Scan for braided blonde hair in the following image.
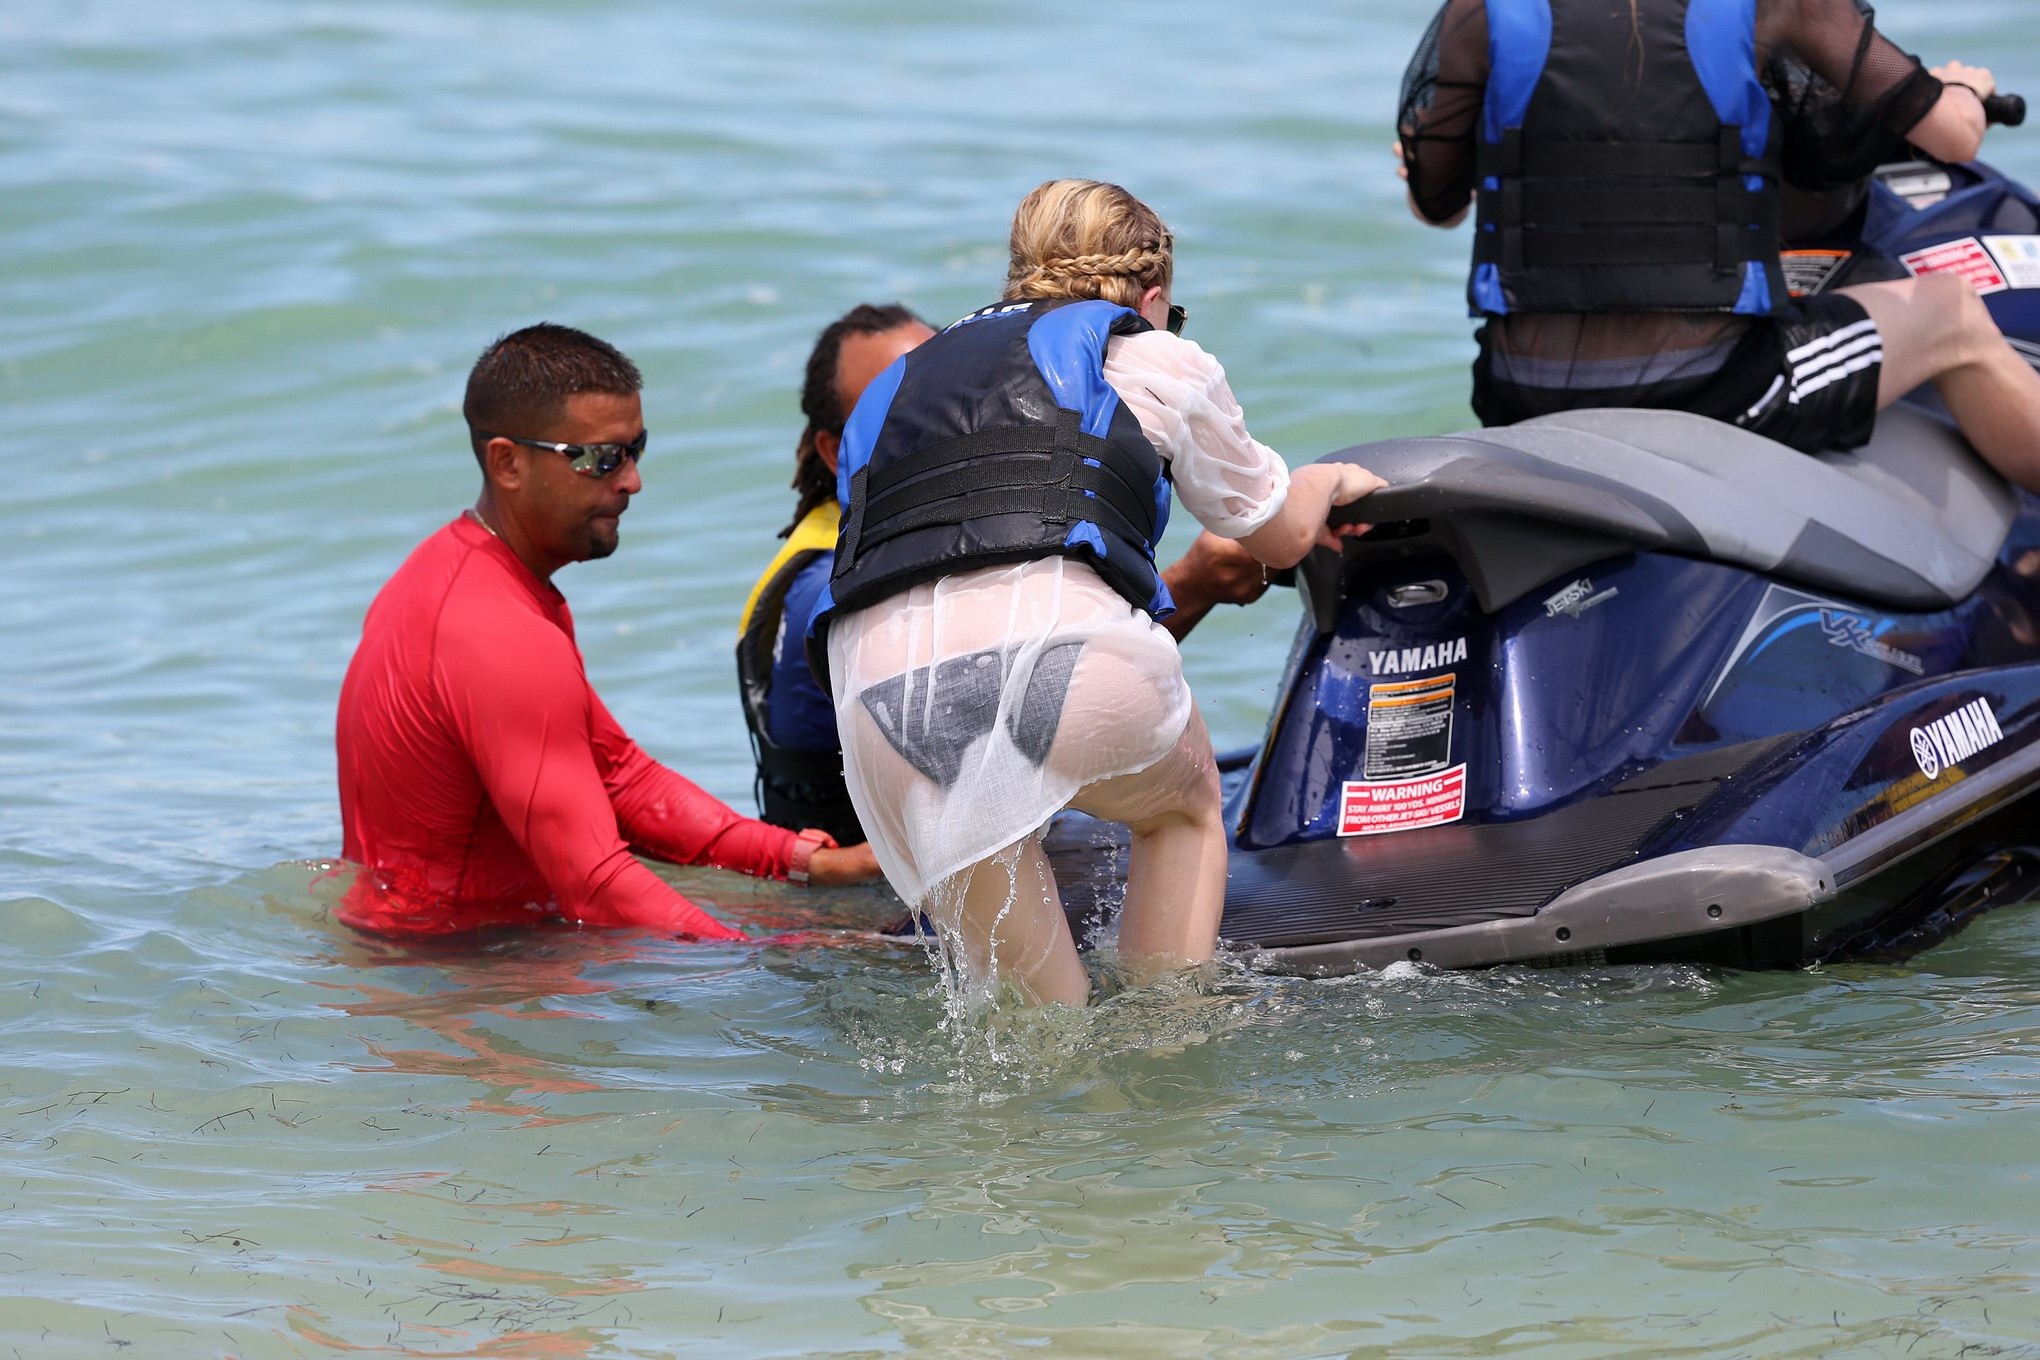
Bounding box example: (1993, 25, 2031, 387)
(1004, 179, 1173, 309)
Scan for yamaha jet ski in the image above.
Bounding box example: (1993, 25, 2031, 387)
(1045, 98, 2040, 974)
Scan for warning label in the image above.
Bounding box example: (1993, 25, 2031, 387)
(1900, 237, 2009, 295)
(1339, 766, 1469, 837)
(1363, 673, 1455, 780)
(1780, 249, 1850, 297)
(1984, 235, 2040, 290)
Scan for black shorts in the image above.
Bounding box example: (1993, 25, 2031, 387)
(1472, 294, 1884, 454)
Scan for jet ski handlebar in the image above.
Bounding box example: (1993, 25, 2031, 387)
(1984, 93, 2026, 128)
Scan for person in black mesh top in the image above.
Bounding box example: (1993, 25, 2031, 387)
(1397, 0, 2040, 488)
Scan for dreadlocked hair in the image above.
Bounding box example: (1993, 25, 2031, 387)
(1004, 179, 1173, 309)
(783, 302, 925, 538)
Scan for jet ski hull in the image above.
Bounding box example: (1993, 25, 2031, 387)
(1041, 505, 2040, 973)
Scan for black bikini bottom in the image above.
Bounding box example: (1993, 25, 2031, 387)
(856, 640, 1086, 789)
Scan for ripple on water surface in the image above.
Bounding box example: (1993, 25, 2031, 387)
(5, 863, 2039, 1357)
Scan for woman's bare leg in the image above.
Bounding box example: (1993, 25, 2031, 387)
(929, 837, 1090, 1008)
(1068, 706, 1228, 976)
(1842, 275, 2040, 489)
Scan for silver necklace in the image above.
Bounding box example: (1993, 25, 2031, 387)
(465, 507, 505, 543)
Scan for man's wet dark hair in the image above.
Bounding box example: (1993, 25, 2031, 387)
(463, 323, 643, 465)
(784, 303, 926, 537)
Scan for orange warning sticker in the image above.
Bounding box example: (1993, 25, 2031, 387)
(1363, 672, 1455, 780)
(1900, 237, 2009, 295)
(1338, 765, 1468, 837)
(1780, 249, 1850, 298)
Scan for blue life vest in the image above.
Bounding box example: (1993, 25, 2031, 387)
(1469, 0, 1788, 318)
(805, 298, 1173, 690)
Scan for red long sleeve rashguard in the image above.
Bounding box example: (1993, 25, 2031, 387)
(335, 516, 792, 937)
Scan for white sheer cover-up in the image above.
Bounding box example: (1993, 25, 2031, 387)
(828, 330, 1292, 906)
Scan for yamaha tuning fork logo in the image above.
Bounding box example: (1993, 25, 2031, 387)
(1909, 727, 1942, 779)
(1908, 697, 2004, 781)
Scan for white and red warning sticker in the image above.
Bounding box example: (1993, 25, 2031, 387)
(1900, 237, 2009, 295)
(1338, 765, 1468, 837)
(1983, 235, 2040, 290)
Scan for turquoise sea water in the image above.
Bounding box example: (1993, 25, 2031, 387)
(5, 2, 2040, 1355)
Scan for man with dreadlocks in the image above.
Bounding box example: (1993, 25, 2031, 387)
(1396, 0, 2040, 488)
(737, 302, 1287, 847)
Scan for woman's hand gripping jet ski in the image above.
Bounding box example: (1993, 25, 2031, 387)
(1032, 87, 2040, 975)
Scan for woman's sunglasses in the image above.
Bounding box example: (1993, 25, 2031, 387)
(1166, 304, 1188, 337)
(475, 429, 648, 478)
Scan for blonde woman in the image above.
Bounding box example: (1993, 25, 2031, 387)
(808, 179, 1383, 1006)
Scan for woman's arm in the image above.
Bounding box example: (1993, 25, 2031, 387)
(1238, 463, 1386, 570)
(1908, 61, 1993, 164)
(1101, 332, 1386, 571)
(1778, 0, 1979, 163)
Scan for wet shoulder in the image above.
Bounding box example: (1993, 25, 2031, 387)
(1104, 329, 1231, 396)
(419, 524, 578, 668)
(1108, 326, 1224, 366)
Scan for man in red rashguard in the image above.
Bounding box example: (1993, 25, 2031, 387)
(335, 323, 880, 938)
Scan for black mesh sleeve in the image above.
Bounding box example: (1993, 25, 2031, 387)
(1763, 0, 1944, 189)
(1397, 0, 1488, 224)
(1398, 2, 1450, 130)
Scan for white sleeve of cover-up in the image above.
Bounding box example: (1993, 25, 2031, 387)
(1102, 330, 1290, 539)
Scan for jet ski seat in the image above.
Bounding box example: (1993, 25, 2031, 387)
(1306, 403, 2018, 625)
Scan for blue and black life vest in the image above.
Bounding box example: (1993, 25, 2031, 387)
(805, 298, 1173, 689)
(734, 502, 863, 844)
(1470, 0, 1789, 318)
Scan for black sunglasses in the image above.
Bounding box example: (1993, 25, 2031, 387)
(475, 429, 648, 478)
(1166, 304, 1188, 337)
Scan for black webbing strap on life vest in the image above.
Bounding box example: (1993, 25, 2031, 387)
(734, 551, 863, 842)
(735, 552, 848, 788)
(754, 741, 845, 783)
(1475, 126, 1779, 271)
(837, 406, 1157, 567)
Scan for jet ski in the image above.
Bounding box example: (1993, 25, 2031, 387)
(1044, 99, 2040, 974)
